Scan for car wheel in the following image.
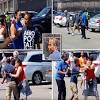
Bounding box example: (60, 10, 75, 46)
(32, 72, 42, 85)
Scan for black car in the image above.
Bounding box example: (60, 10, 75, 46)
(32, 6, 51, 33)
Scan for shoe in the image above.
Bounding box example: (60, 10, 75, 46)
(68, 32, 71, 34)
(72, 33, 74, 36)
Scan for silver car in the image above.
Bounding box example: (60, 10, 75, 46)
(22, 51, 51, 85)
(89, 14, 100, 31)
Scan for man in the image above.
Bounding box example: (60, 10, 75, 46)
(48, 37, 61, 60)
(81, 13, 88, 39)
(55, 52, 69, 100)
(1, 58, 19, 100)
(10, 10, 24, 49)
(6, 12, 11, 33)
(23, 12, 39, 49)
(70, 58, 80, 100)
(74, 13, 81, 35)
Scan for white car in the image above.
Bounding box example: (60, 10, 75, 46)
(89, 14, 100, 31)
(53, 12, 67, 27)
(22, 51, 51, 85)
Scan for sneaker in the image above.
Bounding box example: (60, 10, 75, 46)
(72, 33, 74, 36)
(68, 32, 71, 34)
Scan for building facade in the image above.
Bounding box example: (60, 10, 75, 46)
(0, 0, 51, 14)
(53, 0, 100, 11)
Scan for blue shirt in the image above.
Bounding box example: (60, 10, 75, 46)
(70, 66, 79, 84)
(55, 60, 69, 80)
(81, 14, 88, 27)
(12, 21, 24, 49)
(4, 64, 15, 81)
(48, 51, 61, 61)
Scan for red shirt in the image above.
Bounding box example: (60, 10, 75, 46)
(85, 68, 96, 80)
(17, 66, 26, 82)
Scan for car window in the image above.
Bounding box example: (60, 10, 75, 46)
(94, 14, 100, 18)
(37, 7, 50, 17)
(28, 54, 42, 62)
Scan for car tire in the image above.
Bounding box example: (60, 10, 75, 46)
(32, 72, 42, 85)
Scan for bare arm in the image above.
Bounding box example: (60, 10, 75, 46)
(10, 67, 22, 78)
(1, 72, 6, 84)
(0, 23, 17, 49)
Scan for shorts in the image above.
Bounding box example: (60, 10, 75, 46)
(6, 81, 19, 99)
(82, 79, 99, 96)
(70, 82, 78, 98)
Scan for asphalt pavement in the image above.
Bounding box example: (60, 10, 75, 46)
(53, 65, 100, 100)
(0, 79, 52, 100)
(53, 24, 100, 49)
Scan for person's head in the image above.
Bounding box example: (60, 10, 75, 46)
(48, 37, 59, 53)
(61, 52, 69, 61)
(15, 58, 22, 68)
(13, 50, 19, 59)
(15, 9, 22, 21)
(6, 58, 11, 64)
(24, 12, 31, 27)
(10, 58, 15, 66)
(86, 57, 93, 67)
(74, 58, 79, 66)
(80, 51, 84, 57)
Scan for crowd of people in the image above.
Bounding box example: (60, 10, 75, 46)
(0, 10, 41, 49)
(0, 51, 32, 100)
(55, 51, 100, 100)
(64, 10, 88, 39)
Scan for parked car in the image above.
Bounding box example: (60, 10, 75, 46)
(22, 51, 51, 85)
(32, 6, 51, 33)
(53, 12, 67, 27)
(53, 11, 76, 27)
(89, 14, 100, 32)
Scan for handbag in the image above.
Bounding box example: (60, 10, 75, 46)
(18, 80, 32, 96)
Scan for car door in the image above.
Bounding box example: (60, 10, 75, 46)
(25, 54, 43, 80)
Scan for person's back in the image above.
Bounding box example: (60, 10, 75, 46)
(4, 63, 15, 81)
(81, 14, 88, 27)
(69, 15, 75, 27)
(70, 66, 79, 84)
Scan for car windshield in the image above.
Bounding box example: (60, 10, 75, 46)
(36, 7, 50, 17)
(60, 13, 65, 16)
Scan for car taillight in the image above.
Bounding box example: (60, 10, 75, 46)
(59, 17, 63, 20)
(96, 19, 100, 23)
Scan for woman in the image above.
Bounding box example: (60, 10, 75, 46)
(0, 18, 7, 43)
(81, 57, 99, 100)
(10, 58, 26, 99)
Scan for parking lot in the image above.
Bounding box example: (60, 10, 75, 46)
(53, 24, 100, 49)
(0, 78, 52, 100)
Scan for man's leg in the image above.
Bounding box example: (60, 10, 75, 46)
(83, 26, 86, 39)
(56, 80, 64, 100)
(62, 80, 66, 100)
